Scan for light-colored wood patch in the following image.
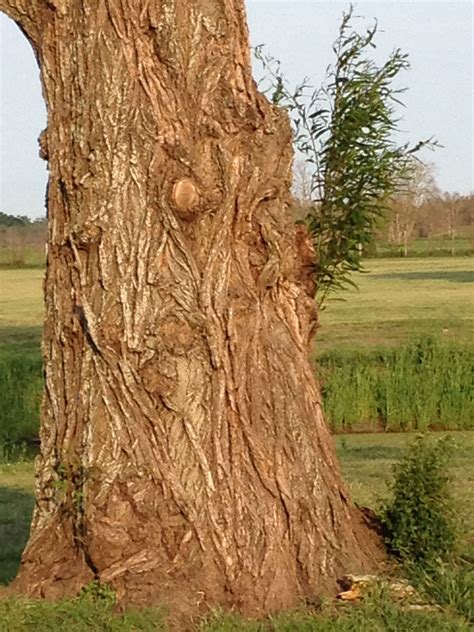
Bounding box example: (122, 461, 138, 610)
(172, 178, 200, 212)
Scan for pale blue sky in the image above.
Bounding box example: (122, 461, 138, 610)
(0, 1, 473, 218)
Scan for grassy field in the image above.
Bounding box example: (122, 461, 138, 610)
(317, 257, 473, 353)
(1, 432, 472, 630)
(0, 258, 473, 442)
(0, 258, 473, 627)
(319, 339, 473, 432)
(0, 268, 44, 330)
(0, 246, 45, 269)
(1, 258, 473, 354)
(0, 268, 43, 353)
(371, 235, 472, 259)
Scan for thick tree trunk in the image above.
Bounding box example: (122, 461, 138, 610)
(2, 0, 383, 623)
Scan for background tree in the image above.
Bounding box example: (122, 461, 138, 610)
(386, 162, 439, 256)
(292, 160, 313, 220)
(379, 184, 473, 256)
(443, 193, 466, 256)
(0, 0, 382, 624)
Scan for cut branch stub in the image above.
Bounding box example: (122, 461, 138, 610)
(172, 178, 200, 217)
(38, 129, 48, 161)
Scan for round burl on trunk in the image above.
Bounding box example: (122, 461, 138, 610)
(1, 0, 384, 624)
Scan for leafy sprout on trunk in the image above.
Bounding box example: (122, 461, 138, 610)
(255, 4, 438, 306)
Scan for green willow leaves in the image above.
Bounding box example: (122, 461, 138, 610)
(255, 5, 437, 305)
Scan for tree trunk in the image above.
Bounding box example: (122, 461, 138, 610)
(449, 211, 455, 256)
(2, 0, 383, 624)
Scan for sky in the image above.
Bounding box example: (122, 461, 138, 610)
(0, 1, 472, 218)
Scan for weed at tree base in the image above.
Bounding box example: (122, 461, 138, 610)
(379, 434, 473, 624)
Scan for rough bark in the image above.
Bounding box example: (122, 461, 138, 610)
(3, 0, 383, 624)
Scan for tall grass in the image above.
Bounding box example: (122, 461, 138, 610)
(0, 351, 42, 444)
(0, 337, 472, 445)
(319, 337, 473, 432)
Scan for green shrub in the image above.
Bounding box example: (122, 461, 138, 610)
(78, 580, 117, 607)
(381, 435, 458, 564)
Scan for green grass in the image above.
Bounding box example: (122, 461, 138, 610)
(406, 562, 474, 624)
(0, 594, 470, 631)
(199, 599, 472, 630)
(0, 462, 35, 586)
(0, 594, 167, 631)
(1, 432, 473, 629)
(0, 259, 473, 442)
(0, 269, 45, 444)
(318, 338, 473, 432)
(317, 257, 474, 353)
(0, 353, 43, 443)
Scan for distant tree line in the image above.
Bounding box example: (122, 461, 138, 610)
(293, 161, 473, 258)
(381, 167, 473, 256)
(2, 171, 472, 269)
(0, 212, 47, 267)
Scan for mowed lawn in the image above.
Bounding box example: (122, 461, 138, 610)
(317, 256, 474, 353)
(0, 268, 44, 329)
(0, 268, 44, 352)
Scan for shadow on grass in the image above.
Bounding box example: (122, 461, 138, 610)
(0, 485, 35, 585)
(371, 270, 474, 284)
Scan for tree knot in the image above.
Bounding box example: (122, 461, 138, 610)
(172, 178, 200, 217)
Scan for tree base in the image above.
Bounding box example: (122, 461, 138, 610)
(12, 501, 384, 629)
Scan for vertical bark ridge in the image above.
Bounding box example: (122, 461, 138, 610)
(4, 0, 384, 621)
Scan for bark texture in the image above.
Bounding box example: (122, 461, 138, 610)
(2, 0, 383, 623)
